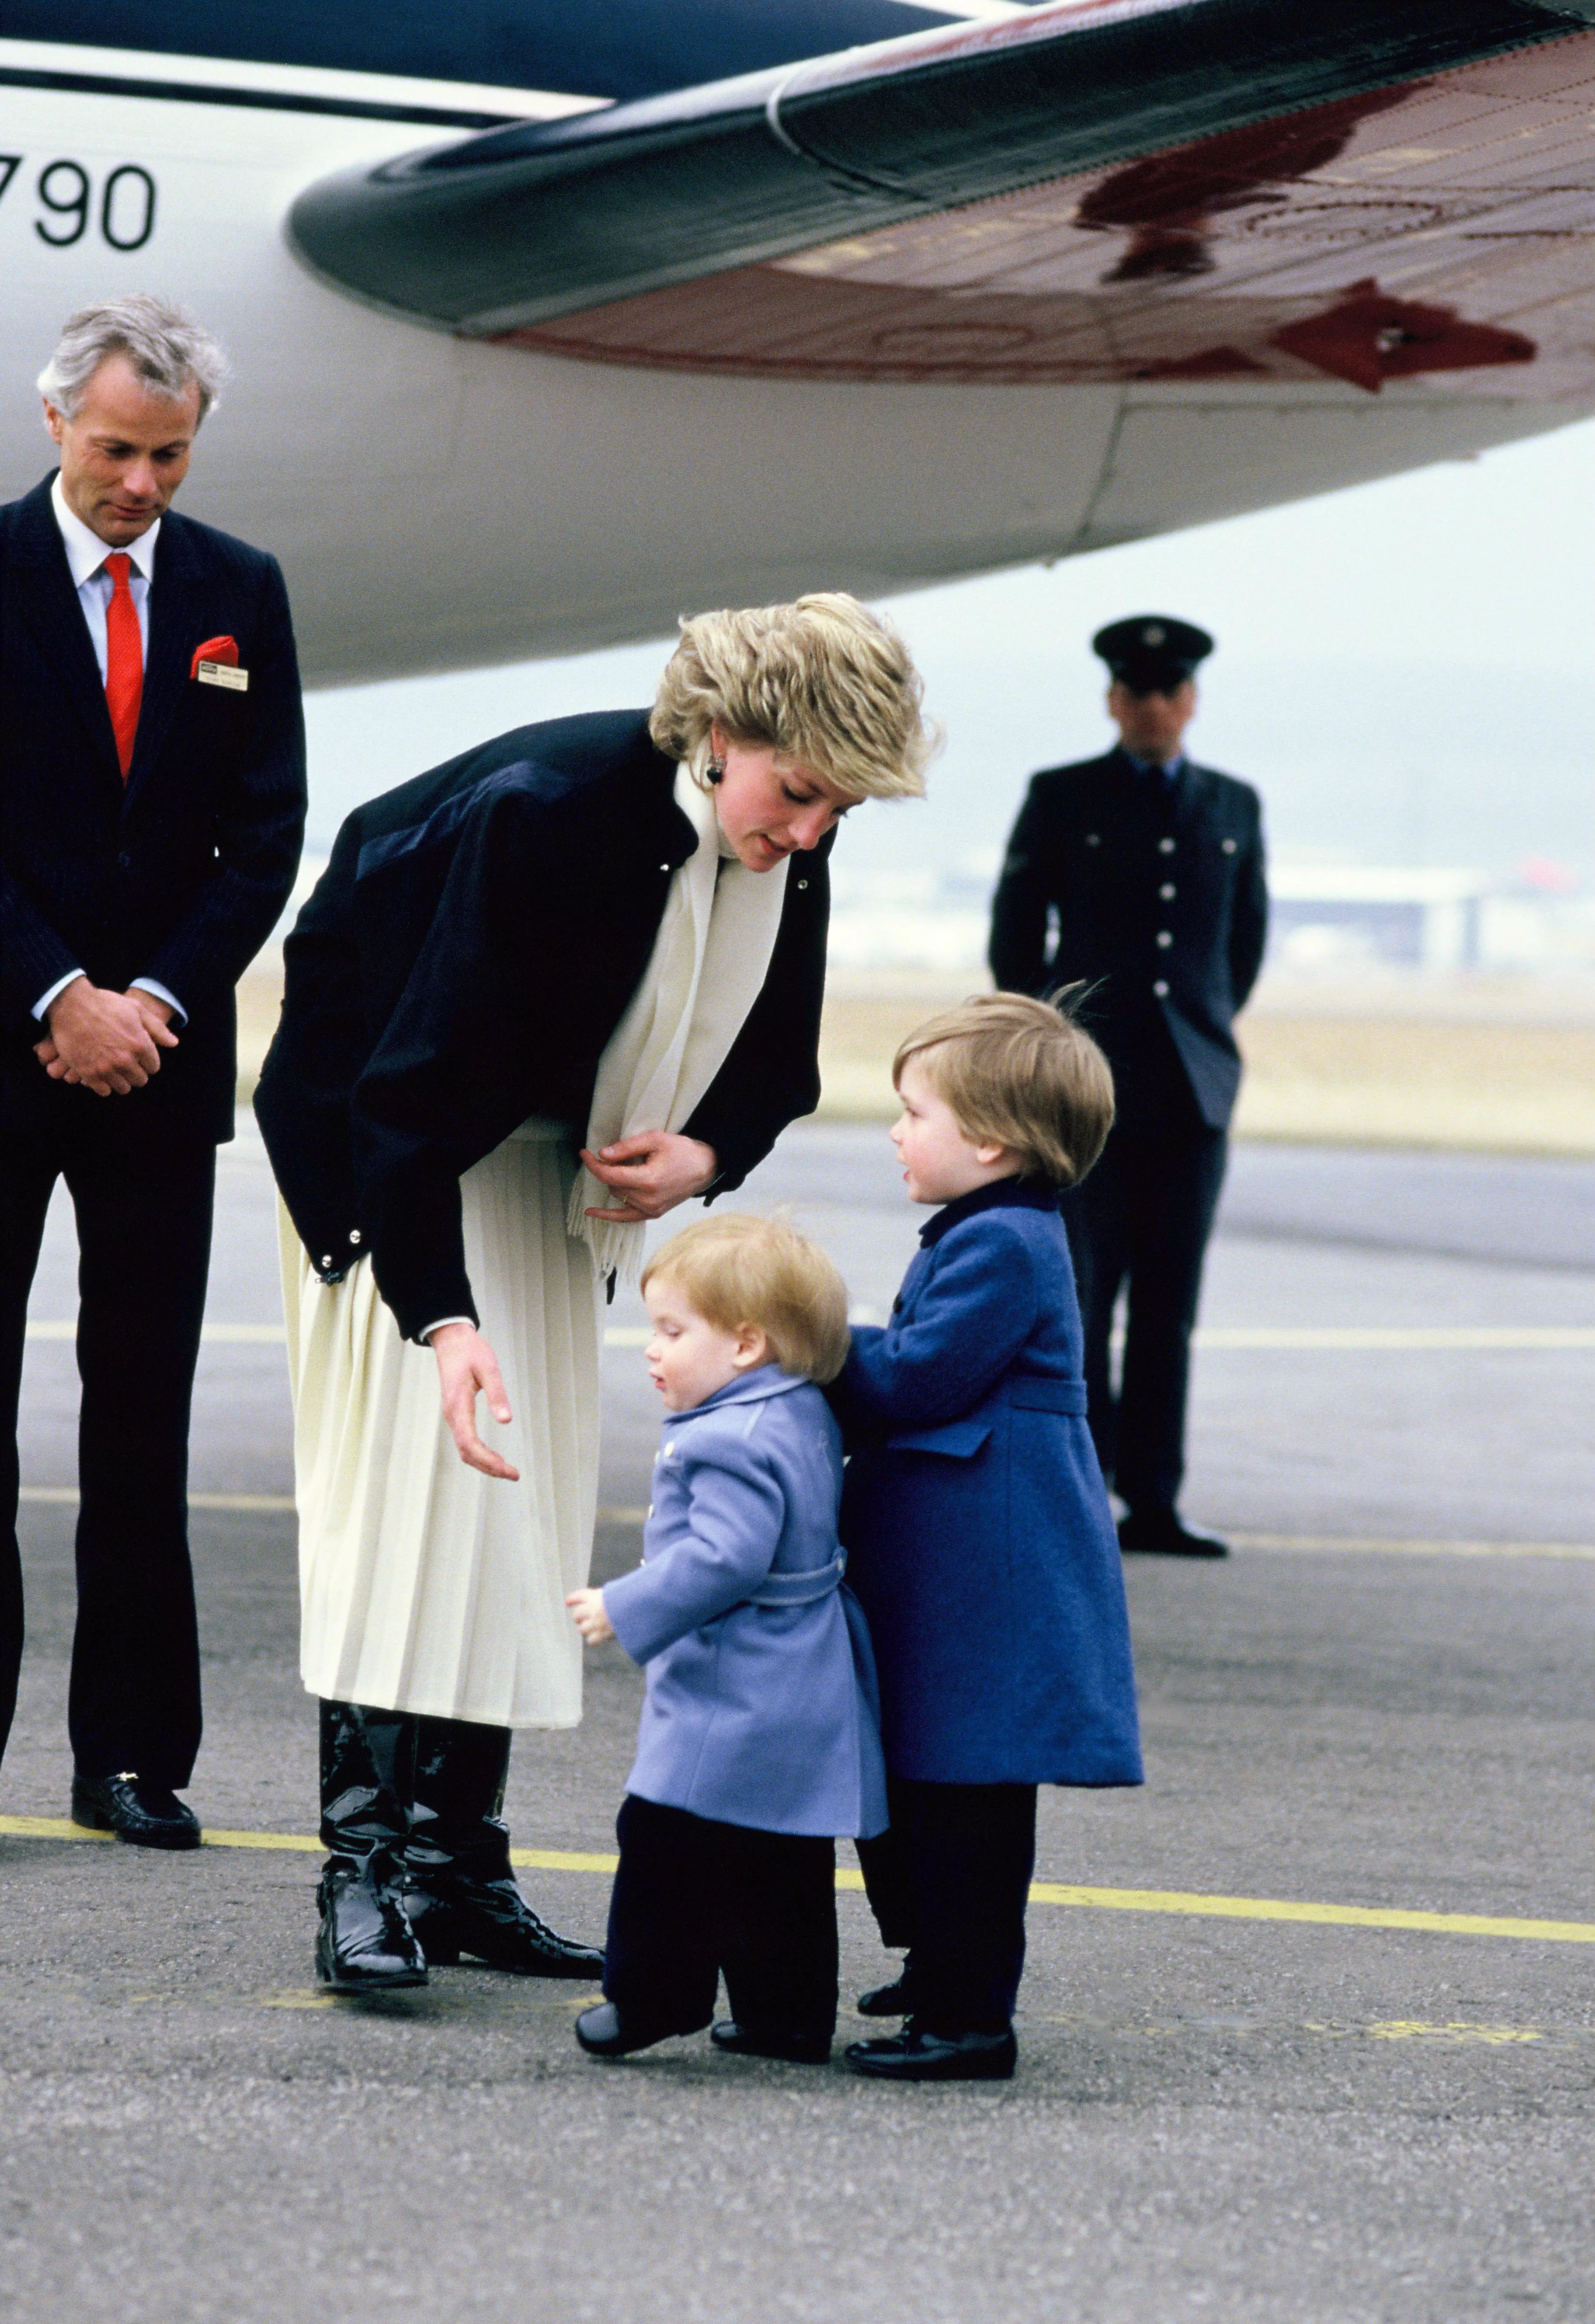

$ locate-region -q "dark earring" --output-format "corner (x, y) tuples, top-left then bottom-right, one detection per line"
(706, 757), (725, 784)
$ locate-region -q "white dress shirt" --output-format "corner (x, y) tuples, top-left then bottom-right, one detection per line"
(34, 477), (183, 1025)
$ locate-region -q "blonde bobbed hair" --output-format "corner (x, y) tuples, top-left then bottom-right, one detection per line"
(641, 1213), (851, 1386)
(649, 592), (934, 803)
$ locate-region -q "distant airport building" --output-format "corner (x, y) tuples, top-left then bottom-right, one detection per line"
(1267, 867), (1487, 973)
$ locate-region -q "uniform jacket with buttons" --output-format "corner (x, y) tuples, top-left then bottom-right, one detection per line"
(988, 746), (1267, 1129)
(0, 474), (306, 1144)
(835, 1180), (1143, 1789)
(604, 1365), (888, 1839)
(254, 711), (832, 1340)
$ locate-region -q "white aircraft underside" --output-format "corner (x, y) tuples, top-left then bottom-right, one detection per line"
(4, 6), (1595, 686)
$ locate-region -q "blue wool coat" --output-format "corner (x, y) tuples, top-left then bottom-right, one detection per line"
(603, 1366), (888, 1840)
(837, 1179), (1143, 1789)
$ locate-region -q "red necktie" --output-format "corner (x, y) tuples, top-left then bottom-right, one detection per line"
(103, 552), (143, 780)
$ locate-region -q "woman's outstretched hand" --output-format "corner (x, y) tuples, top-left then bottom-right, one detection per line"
(429, 1321), (520, 1480)
(580, 1130), (717, 1223)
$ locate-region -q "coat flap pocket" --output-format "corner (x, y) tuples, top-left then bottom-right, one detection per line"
(1008, 1378), (1088, 1416)
(884, 1419), (994, 1459)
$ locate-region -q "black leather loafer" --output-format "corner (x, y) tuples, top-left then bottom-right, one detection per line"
(404, 1876), (604, 1977)
(856, 1976), (914, 2018)
(844, 2025), (1018, 2081)
(575, 2001), (690, 2058)
(710, 2020), (832, 2065)
(1117, 1508), (1229, 1559)
(70, 1773), (201, 1851)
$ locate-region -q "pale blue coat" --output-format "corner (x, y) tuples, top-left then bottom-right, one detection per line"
(603, 1366), (889, 1839)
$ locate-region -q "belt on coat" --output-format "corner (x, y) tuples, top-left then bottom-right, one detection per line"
(998, 1376), (1089, 1415)
(747, 1552), (847, 1608)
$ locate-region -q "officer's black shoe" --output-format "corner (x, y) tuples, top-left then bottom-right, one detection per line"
(403, 1715), (605, 1977)
(844, 2024), (1018, 2081)
(316, 1859), (428, 1992)
(1117, 1507), (1229, 1559)
(71, 1772), (201, 1850)
(710, 2020), (832, 2065)
(856, 1975), (915, 2018)
(575, 2002), (692, 2059)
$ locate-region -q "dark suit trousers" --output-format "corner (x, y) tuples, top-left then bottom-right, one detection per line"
(858, 1775), (1037, 2036)
(603, 1794), (839, 2040)
(0, 1114), (214, 1782)
(1063, 1113), (1228, 1513)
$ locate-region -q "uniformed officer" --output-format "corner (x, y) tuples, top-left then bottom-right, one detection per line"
(988, 616), (1268, 1557)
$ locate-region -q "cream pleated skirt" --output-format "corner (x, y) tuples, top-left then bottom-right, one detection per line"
(280, 1126), (603, 1727)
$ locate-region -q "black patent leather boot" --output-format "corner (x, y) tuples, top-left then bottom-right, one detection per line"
(403, 1715), (604, 1977)
(315, 1698), (427, 1993)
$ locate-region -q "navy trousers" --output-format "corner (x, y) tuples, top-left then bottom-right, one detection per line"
(0, 1119), (214, 1783)
(1063, 1114), (1228, 1512)
(603, 1794), (838, 2041)
(858, 1775), (1038, 2036)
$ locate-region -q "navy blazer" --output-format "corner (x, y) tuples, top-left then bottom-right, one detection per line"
(0, 474), (306, 1145)
(988, 746), (1267, 1130)
(837, 1180), (1143, 1789)
(255, 712), (833, 1341)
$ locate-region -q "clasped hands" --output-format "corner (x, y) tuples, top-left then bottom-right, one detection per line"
(33, 976), (177, 1096)
(432, 1130), (717, 1480)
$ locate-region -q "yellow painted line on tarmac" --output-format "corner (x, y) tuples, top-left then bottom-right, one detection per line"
(1194, 1326), (1595, 1349)
(1232, 1531), (1595, 1561)
(17, 1486), (296, 1511)
(25, 1321), (1595, 1352)
(24, 1320), (288, 1343)
(4, 1815), (1592, 1943)
(20, 1495), (1589, 1561)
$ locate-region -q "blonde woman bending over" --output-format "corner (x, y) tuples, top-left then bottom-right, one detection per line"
(255, 595), (932, 1993)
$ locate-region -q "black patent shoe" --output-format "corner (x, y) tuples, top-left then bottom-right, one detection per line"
(403, 1874), (604, 1977)
(710, 2020), (832, 2065)
(316, 1861), (428, 1993)
(856, 1975), (914, 2018)
(71, 1773), (201, 1851)
(575, 2002), (687, 2058)
(844, 2025), (1017, 2081)
(1117, 1508), (1229, 1559)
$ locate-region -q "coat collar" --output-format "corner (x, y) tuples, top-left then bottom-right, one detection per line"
(918, 1175), (1059, 1247)
(124, 502), (206, 804)
(9, 471), (209, 805)
(10, 473), (122, 782)
(662, 1363), (807, 1428)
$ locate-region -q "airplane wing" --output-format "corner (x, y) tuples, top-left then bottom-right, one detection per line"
(288, 0), (1595, 405)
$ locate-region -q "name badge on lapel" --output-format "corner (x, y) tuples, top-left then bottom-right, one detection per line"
(191, 634), (248, 691)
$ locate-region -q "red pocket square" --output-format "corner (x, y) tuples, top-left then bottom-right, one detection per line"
(191, 635), (239, 677)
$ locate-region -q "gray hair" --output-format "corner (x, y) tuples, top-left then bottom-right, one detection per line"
(38, 294), (229, 424)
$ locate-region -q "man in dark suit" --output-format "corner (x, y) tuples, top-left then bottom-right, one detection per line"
(0, 296), (306, 1840)
(989, 617), (1267, 1558)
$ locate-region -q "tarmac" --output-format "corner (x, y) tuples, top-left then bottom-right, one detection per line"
(2, 1120), (1593, 2324)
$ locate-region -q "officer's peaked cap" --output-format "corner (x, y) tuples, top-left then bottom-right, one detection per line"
(1092, 615), (1213, 692)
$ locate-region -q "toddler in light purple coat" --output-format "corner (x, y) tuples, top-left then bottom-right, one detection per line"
(566, 1212), (886, 2064)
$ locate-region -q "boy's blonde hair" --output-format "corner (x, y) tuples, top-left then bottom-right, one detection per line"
(641, 1213), (851, 1385)
(893, 991), (1115, 1189)
(649, 593), (934, 804)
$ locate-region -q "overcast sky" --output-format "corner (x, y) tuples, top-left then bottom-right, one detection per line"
(304, 409), (1595, 886)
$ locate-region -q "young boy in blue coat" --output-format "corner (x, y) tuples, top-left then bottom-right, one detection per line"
(836, 993), (1143, 2082)
(566, 1214), (887, 2063)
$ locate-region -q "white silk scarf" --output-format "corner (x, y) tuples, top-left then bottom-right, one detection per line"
(566, 766), (790, 1281)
